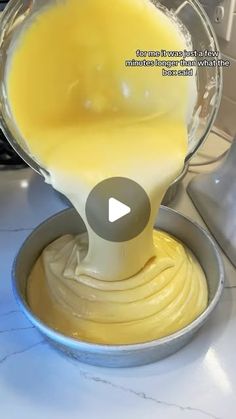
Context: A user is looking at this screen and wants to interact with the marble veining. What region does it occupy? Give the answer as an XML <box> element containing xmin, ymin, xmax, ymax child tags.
<box><xmin>0</xmin><ymin>340</ymin><xmax>45</xmax><ymax>365</ymax></box>
<box><xmin>78</xmin><ymin>370</ymin><xmax>220</xmax><ymax>419</ymax></box>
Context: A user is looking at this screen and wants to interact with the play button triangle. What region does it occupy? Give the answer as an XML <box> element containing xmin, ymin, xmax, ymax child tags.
<box><xmin>108</xmin><ymin>197</ymin><xmax>131</xmax><ymax>223</ymax></box>
<box><xmin>86</xmin><ymin>177</ymin><xmax>151</xmax><ymax>242</ymax></box>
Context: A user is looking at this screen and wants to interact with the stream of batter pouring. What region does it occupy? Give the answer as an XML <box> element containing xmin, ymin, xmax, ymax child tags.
<box><xmin>6</xmin><ymin>0</ymin><xmax>208</xmax><ymax>344</ymax></box>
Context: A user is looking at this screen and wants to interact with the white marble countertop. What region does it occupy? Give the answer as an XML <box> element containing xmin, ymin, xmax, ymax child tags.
<box><xmin>0</xmin><ymin>133</ymin><xmax>236</xmax><ymax>419</ymax></box>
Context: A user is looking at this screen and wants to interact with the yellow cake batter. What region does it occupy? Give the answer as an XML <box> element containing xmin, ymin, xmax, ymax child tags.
<box><xmin>28</xmin><ymin>230</ymin><xmax>207</xmax><ymax>344</ymax></box>
<box><xmin>6</xmin><ymin>0</ymin><xmax>208</xmax><ymax>344</ymax></box>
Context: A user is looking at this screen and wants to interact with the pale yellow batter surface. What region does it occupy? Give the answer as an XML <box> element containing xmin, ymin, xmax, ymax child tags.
<box><xmin>6</xmin><ymin>0</ymin><xmax>208</xmax><ymax>344</ymax></box>
<box><xmin>28</xmin><ymin>230</ymin><xmax>208</xmax><ymax>344</ymax></box>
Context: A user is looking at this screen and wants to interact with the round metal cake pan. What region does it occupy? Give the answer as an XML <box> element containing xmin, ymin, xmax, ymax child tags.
<box><xmin>12</xmin><ymin>206</ymin><xmax>224</xmax><ymax>368</ymax></box>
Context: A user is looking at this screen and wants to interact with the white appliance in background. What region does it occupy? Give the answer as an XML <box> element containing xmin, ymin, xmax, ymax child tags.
<box><xmin>188</xmin><ymin>137</ymin><xmax>236</xmax><ymax>267</ymax></box>
<box><xmin>200</xmin><ymin>0</ymin><xmax>236</xmax><ymax>41</ymax></box>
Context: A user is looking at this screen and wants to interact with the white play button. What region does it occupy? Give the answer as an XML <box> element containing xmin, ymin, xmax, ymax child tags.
<box><xmin>108</xmin><ymin>197</ymin><xmax>131</xmax><ymax>223</ymax></box>
<box><xmin>86</xmin><ymin>177</ymin><xmax>151</xmax><ymax>242</ymax></box>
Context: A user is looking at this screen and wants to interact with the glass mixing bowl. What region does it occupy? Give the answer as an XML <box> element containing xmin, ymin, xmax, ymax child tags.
<box><xmin>0</xmin><ymin>0</ymin><xmax>222</xmax><ymax>174</ymax></box>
